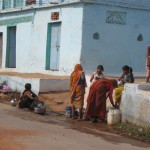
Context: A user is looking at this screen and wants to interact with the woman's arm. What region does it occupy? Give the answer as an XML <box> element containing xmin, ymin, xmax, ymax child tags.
<box><xmin>118</xmin><ymin>74</ymin><xmax>125</xmax><ymax>81</ymax></box>
<box><xmin>81</xmin><ymin>72</ymin><xmax>87</xmax><ymax>88</ymax></box>
<box><xmin>26</xmin><ymin>92</ymin><xmax>36</xmax><ymax>100</ymax></box>
<box><xmin>25</xmin><ymin>91</ymin><xmax>39</xmax><ymax>101</ymax></box>
<box><xmin>90</xmin><ymin>74</ymin><xmax>94</xmax><ymax>83</ymax></box>
<box><xmin>120</xmin><ymin>78</ymin><xmax>127</xmax><ymax>83</ymax></box>
<box><xmin>108</xmin><ymin>85</ymin><xmax>115</xmax><ymax>107</ymax></box>
<box><xmin>121</xmin><ymin>75</ymin><xmax>133</xmax><ymax>83</ymax></box>
<box><xmin>31</xmin><ymin>91</ymin><xmax>39</xmax><ymax>101</ymax></box>
<box><xmin>70</xmin><ymin>76</ymin><xmax>73</xmax><ymax>89</ymax></box>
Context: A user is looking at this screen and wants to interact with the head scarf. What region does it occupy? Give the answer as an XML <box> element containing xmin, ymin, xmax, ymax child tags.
<box><xmin>71</xmin><ymin>64</ymin><xmax>83</xmax><ymax>75</ymax></box>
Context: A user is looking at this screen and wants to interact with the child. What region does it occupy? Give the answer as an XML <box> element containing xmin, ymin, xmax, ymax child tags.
<box><xmin>146</xmin><ymin>46</ymin><xmax>150</xmax><ymax>83</ymax></box>
<box><xmin>90</xmin><ymin>65</ymin><xmax>104</xmax><ymax>83</ymax></box>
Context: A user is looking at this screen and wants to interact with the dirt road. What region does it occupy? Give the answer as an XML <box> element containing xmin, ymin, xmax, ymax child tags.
<box><xmin>0</xmin><ymin>103</ymin><xmax>150</xmax><ymax>150</ymax></box>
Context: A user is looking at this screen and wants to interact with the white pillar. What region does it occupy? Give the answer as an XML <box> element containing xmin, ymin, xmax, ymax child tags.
<box><xmin>39</xmin><ymin>0</ymin><xmax>42</xmax><ymax>5</ymax></box>
<box><xmin>11</xmin><ymin>0</ymin><xmax>14</xmax><ymax>8</ymax></box>
<box><xmin>23</xmin><ymin>0</ymin><xmax>26</xmax><ymax>6</ymax></box>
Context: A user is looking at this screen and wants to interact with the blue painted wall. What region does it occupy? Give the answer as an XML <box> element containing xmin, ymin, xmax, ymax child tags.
<box><xmin>0</xmin><ymin>2</ymin><xmax>150</xmax><ymax>77</ymax></box>
<box><xmin>81</xmin><ymin>3</ymin><xmax>150</xmax><ymax>76</ymax></box>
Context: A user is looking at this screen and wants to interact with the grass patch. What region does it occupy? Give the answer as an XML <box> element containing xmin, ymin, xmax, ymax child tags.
<box><xmin>116</xmin><ymin>122</ymin><xmax>150</xmax><ymax>140</ymax></box>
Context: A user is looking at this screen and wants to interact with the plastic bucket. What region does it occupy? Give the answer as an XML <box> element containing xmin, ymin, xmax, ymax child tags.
<box><xmin>66</xmin><ymin>106</ymin><xmax>72</xmax><ymax>118</ymax></box>
<box><xmin>107</xmin><ymin>109</ymin><xmax>121</xmax><ymax>125</ymax></box>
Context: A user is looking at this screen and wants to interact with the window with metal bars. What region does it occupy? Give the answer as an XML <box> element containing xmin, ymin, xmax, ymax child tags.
<box><xmin>2</xmin><ymin>0</ymin><xmax>11</xmax><ymax>9</ymax></box>
<box><xmin>14</xmin><ymin>0</ymin><xmax>24</xmax><ymax>8</ymax></box>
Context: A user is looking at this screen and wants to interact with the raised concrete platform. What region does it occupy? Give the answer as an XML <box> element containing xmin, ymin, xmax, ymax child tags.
<box><xmin>0</xmin><ymin>72</ymin><xmax>70</xmax><ymax>94</ymax></box>
<box><xmin>122</xmin><ymin>83</ymin><xmax>150</xmax><ymax>127</ymax></box>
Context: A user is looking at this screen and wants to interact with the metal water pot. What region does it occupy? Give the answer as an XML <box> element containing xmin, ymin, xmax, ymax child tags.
<box><xmin>10</xmin><ymin>99</ymin><xmax>17</xmax><ymax>107</ymax></box>
<box><xmin>34</xmin><ymin>102</ymin><xmax>46</xmax><ymax>114</ymax></box>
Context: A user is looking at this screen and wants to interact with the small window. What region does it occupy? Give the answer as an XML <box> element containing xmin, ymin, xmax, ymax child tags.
<box><xmin>137</xmin><ymin>34</ymin><xmax>143</xmax><ymax>41</ymax></box>
<box><xmin>2</xmin><ymin>0</ymin><xmax>11</xmax><ymax>9</ymax></box>
<box><xmin>14</xmin><ymin>0</ymin><xmax>24</xmax><ymax>8</ymax></box>
<box><xmin>93</xmin><ymin>32</ymin><xmax>100</xmax><ymax>40</ymax></box>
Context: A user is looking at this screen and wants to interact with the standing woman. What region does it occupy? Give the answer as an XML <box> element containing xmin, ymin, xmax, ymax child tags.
<box><xmin>146</xmin><ymin>46</ymin><xmax>150</xmax><ymax>83</ymax></box>
<box><xmin>70</xmin><ymin>64</ymin><xmax>87</xmax><ymax>120</ymax></box>
<box><xmin>86</xmin><ymin>78</ymin><xmax>117</xmax><ymax>123</ymax></box>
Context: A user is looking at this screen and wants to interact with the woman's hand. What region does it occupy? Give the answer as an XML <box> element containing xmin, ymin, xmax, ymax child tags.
<box><xmin>90</xmin><ymin>75</ymin><xmax>94</xmax><ymax>83</ymax></box>
<box><xmin>120</xmin><ymin>78</ymin><xmax>126</xmax><ymax>83</ymax></box>
<box><xmin>70</xmin><ymin>97</ymin><xmax>73</xmax><ymax>104</ymax></box>
<box><xmin>118</xmin><ymin>78</ymin><xmax>122</xmax><ymax>81</ymax></box>
<box><xmin>20</xmin><ymin>94</ymin><xmax>23</xmax><ymax>98</ymax></box>
<box><xmin>113</xmin><ymin>104</ymin><xmax>119</xmax><ymax>109</ymax></box>
<box><xmin>118</xmin><ymin>74</ymin><xmax>125</xmax><ymax>81</ymax></box>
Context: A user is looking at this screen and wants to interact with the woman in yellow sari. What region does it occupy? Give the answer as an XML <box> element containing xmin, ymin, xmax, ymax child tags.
<box><xmin>115</xmin><ymin>65</ymin><xmax>134</xmax><ymax>107</ymax></box>
<box><xmin>70</xmin><ymin>64</ymin><xmax>87</xmax><ymax>120</ymax></box>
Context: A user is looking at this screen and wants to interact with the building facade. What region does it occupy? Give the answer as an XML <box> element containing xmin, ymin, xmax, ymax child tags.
<box><xmin>0</xmin><ymin>0</ymin><xmax>150</xmax><ymax>77</ymax></box>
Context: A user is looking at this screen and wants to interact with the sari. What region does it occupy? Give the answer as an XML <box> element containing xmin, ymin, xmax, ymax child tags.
<box><xmin>86</xmin><ymin>78</ymin><xmax>117</xmax><ymax>120</ymax></box>
<box><xmin>114</xmin><ymin>85</ymin><xmax>124</xmax><ymax>103</ymax></box>
<box><xmin>19</xmin><ymin>90</ymin><xmax>38</xmax><ymax>110</ymax></box>
<box><xmin>146</xmin><ymin>55</ymin><xmax>150</xmax><ymax>77</ymax></box>
<box><xmin>115</xmin><ymin>73</ymin><xmax>134</xmax><ymax>103</ymax></box>
<box><xmin>70</xmin><ymin>64</ymin><xmax>86</xmax><ymax>109</ymax></box>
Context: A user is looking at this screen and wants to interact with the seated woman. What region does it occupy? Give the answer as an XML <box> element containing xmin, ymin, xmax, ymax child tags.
<box><xmin>146</xmin><ymin>46</ymin><xmax>150</xmax><ymax>83</ymax></box>
<box><xmin>70</xmin><ymin>64</ymin><xmax>87</xmax><ymax>120</ymax></box>
<box><xmin>90</xmin><ymin>65</ymin><xmax>104</xmax><ymax>83</ymax></box>
<box><xmin>115</xmin><ymin>65</ymin><xmax>134</xmax><ymax>107</ymax></box>
<box><xmin>19</xmin><ymin>83</ymin><xmax>39</xmax><ymax>110</ymax></box>
<box><xmin>86</xmin><ymin>78</ymin><xmax>118</xmax><ymax>123</ymax></box>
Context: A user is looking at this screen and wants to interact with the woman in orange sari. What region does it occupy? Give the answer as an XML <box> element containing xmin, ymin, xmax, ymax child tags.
<box><xmin>86</xmin><ymin>78</ymin><xmax>117</xmax><ymax>123</ymax></box>
<box><xmin>70</xmin><ymin>64</ymin><xmax>86</xmax><ymax>120</ymax></box>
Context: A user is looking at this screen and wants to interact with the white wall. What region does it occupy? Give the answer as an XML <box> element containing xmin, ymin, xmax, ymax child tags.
<box><xmin>122</xmin><ymin>83</ymin><xmax>150</xmax><ymax>127</ymax></box>
<box><xmin>0</xmin><ymin>3</ymin><xmax>83</xmax><ymax>75</ymax></box>
<box><xmin>81</xmin><ymin>4</ymin><xmax>150</xmax><ymax>77</ymax></box>
<box><xmin>0</xmin><ymin>75</ymin><xmax>69</xmax><ymax>94</ymax></box>
<box><xmin>0</xmin><ymin>75</ymin><xmax>40</xmax><ymax>94</ymax></box>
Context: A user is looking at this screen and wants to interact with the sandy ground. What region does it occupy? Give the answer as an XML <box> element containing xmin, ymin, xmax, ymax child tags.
<box><xmin>0</xmin><ymin>72</ymin><xmax>147</xmax><ymax>81</ymax></box>
<box><xmin>39</xmin><ymin>92</ymin><xmax>70</xmax><ymax>113</ymax></box>
<box><xmin>0</xmin><ymin>91</ymin><xmax>70</xmax><ymax>113</ymax></box>
<box><xmin>0</xmin><ymin>103</ymin><xmax>150</xmax><ymax>150</ymax></box>
<box><xmin>0</xmin><ymin>72</ymin><xmax>69</xmax><ymax>79</ymax></box>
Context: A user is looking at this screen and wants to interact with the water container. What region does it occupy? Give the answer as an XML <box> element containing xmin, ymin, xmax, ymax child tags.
<box><xmin>10</xmin><ymin>99</ymin><xmax>17</xmax><ymax>107</ymax></box>
<box><xmin>66</xmin><ymin>106</ymin><xmax>72</xmax><ymax>118</ymax></box>
<box><xmin>107</xmin><ymin>109</ymin><xmax>121</xmax><ymax>125</ymax></box>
